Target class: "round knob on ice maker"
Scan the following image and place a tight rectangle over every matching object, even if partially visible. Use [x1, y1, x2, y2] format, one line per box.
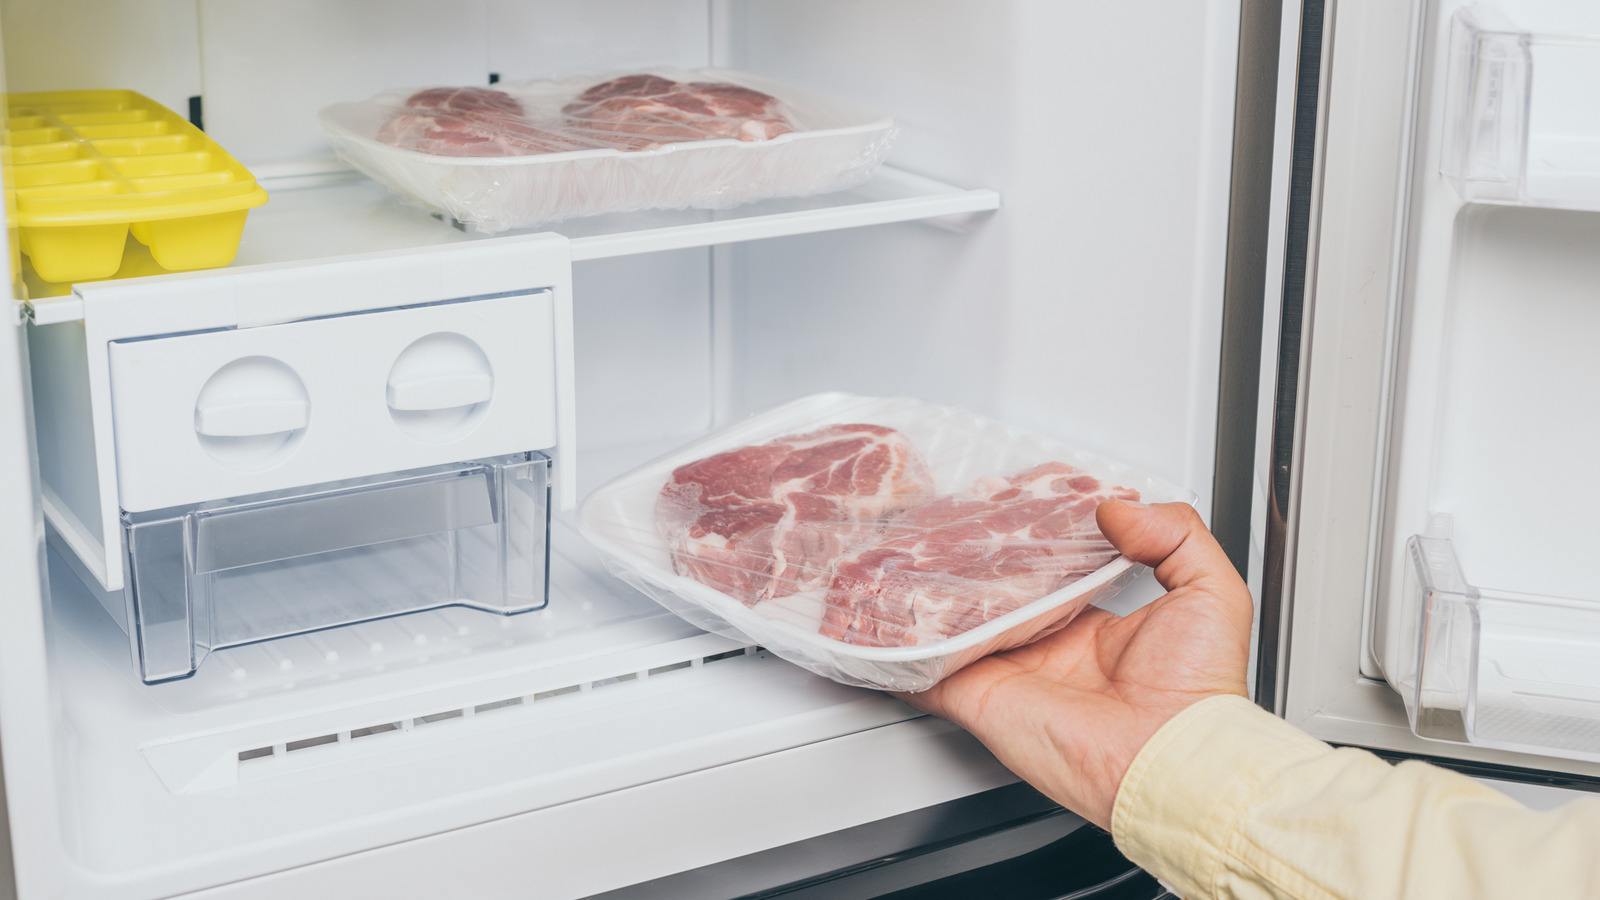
[386, 332, 493, 444]
[193, 356, 310, 471]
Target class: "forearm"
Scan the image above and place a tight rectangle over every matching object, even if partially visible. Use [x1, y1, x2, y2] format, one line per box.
[1112, 695, 1600, 900]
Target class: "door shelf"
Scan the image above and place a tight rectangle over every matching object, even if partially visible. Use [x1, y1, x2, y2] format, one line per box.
[1401, 533, 1600, 763]
[1441, 7, 1600, 211]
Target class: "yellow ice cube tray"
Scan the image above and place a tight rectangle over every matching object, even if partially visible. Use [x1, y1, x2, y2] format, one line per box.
[4, 90, 268, 283]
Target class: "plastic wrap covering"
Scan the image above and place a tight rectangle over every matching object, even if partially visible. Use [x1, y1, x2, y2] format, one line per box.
[580, 394, 1191, 691]
[319, 69, 898, 233]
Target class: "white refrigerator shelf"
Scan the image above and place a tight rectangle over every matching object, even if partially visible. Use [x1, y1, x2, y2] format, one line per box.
[22, 164, 1000, 325]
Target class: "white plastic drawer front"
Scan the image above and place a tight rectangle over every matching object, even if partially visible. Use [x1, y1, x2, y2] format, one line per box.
[108, 292, 556, 512]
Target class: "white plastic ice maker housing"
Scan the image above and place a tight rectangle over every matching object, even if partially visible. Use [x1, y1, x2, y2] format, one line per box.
[29, 235, 577, 593]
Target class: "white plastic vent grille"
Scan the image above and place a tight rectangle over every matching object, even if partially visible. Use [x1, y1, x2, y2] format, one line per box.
[234, 646, 760, 765]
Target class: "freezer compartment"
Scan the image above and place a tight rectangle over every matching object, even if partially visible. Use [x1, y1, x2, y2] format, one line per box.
[118, 452, 551, 684]
[1441, 7, 1600, 210]
[1400, 532, 1600, 762]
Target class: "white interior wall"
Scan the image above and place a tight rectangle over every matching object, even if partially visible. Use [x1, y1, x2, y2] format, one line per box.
[712, 1, 1010, 424]
[723, 0, 1237, 515]
[2, 0, 713, 163]
[198, 0, 492, 162]
[0, 13, 70, 896]
[0, 0, 201, 115]
[198, 0, 713, 162]
[487, 0, 710, 82]
[998, 1, 1236, 512]
[573, 251, 715, 491]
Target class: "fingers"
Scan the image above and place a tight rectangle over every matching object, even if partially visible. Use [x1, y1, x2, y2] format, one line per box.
[889, 609, 1114, 724]
[1096, 500, 1245, 598]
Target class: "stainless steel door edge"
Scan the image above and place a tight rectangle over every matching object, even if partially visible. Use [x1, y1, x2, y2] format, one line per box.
[1257, 0, 1334, 714]
[1211, 0, 1286, 579]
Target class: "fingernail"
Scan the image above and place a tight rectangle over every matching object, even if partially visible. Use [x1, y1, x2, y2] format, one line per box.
[1121, 500, 1149, 509]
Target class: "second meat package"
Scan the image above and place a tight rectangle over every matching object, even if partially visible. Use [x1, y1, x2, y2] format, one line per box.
[320, 69, 897, 233]
[580, 394, 1191, 691]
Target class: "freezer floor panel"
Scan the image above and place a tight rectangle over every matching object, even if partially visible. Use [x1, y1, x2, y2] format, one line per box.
[61, 518, 667, 715]
[40, 520, 928, 898]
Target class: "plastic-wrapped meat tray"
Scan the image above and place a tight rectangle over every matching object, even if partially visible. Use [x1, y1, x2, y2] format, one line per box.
[318, 68, 897, 234]
[579, 394, 1192, 692]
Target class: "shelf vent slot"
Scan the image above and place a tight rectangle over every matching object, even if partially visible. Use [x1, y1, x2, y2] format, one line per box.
[233, 645, 760, 766]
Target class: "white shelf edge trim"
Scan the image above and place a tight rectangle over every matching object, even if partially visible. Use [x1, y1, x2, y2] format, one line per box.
[25, 295, 85, 326]
[569, 172, 1001, 261]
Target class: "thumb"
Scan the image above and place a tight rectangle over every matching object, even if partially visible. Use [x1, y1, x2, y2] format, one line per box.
[1095, 500, 1246, 600]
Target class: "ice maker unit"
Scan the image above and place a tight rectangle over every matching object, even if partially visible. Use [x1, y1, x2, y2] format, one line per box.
[28, 235, 575, 683]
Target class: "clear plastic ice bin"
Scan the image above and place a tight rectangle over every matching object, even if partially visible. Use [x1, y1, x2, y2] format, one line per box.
[119, 452, 551, 684]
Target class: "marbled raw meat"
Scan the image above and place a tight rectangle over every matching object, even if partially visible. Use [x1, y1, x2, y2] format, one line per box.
[563, 74, 795, 149]
[377, 110, 583, 156]
[378, 76, 796, 157]
[377, 86, 583, 157]
[657, 425, 933, 606]
[820, 463, 1141, 647]
[405, 86, 524, 117]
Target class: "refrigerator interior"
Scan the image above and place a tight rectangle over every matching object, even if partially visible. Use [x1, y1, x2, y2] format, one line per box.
[0, 2, 1240, 897]
[1274, 0, 1600, 780]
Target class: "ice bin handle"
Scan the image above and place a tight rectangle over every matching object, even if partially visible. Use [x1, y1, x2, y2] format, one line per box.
[194, 397, 309, 437]
[386, 371, 493, 411]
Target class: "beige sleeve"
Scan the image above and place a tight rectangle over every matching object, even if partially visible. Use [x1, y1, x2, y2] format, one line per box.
[1109, 694, 1600, 900]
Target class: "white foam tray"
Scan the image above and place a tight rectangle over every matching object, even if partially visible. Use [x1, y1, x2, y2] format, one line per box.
[579, 393, 1191, 691]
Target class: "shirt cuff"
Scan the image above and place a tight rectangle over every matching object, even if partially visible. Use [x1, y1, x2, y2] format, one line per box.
[1110, 694, 1331, 899]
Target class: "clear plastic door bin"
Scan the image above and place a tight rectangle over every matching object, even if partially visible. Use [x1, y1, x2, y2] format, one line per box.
[1441, 7, 1600, 209]
[1400, 533, 1600, 762]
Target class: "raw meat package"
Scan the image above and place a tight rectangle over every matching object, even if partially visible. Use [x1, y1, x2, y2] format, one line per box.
[579, 394, 1191, 691]
[319, 69, 897, 233]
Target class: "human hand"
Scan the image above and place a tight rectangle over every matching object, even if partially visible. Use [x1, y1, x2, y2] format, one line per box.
[894, 500, 1254, 830]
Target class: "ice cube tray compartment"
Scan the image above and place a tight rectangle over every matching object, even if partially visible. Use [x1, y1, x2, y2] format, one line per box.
[5, 90, 269, 282]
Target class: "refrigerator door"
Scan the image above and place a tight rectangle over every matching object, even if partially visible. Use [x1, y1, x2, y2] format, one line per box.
[1262, 0, 1600, 785]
